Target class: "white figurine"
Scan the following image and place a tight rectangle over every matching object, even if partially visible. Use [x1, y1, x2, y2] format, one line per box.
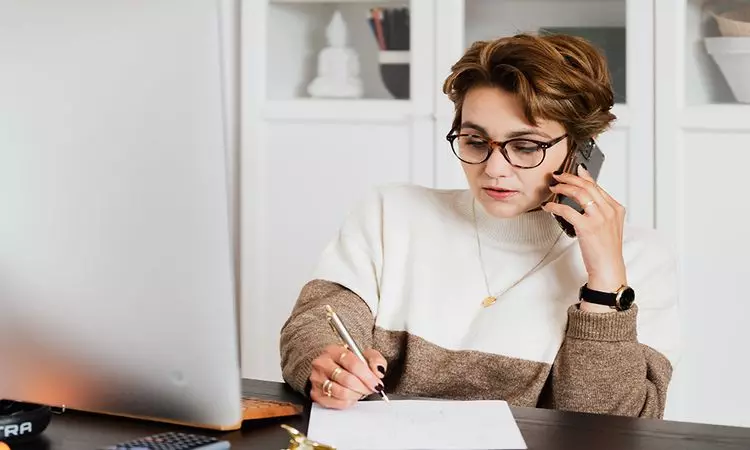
[307, 10, 364, 98]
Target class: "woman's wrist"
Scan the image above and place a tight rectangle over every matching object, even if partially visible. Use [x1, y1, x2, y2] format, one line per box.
[587, 264, 627, 291]
[580, 273, 628, 313]
[579, 301, 615, 313]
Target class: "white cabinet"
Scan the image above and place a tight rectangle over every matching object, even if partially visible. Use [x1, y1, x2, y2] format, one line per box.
[656, 0, 750, 428]
[239, 0, 750, 429]
[242, 0, 656, 383]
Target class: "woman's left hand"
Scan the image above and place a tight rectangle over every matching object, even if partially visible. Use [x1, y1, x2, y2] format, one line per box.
[542, 165, 627, 310]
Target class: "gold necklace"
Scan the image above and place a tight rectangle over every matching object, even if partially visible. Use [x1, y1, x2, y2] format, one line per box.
[472, 200, 564, 307]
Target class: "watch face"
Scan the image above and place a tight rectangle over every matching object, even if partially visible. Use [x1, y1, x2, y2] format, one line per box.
[618, 287, 635, 310]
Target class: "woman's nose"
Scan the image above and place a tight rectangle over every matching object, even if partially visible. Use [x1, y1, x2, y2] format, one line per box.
[483, 148, 514, 178]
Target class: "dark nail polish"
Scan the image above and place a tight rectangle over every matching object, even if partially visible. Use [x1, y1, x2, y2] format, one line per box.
[579, 163, 587, 172]
[549, 169, 563, 186]
[377, 365, 385, 375]
[375, 384, 384, 392]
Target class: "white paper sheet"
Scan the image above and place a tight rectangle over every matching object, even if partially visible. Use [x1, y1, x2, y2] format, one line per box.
[306, 399, 527, 450]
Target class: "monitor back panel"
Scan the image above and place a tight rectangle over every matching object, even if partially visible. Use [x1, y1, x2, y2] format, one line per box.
[0, 0, 242, 429]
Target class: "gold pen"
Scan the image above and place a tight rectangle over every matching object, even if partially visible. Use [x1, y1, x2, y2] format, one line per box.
[324, 304, 390, 402]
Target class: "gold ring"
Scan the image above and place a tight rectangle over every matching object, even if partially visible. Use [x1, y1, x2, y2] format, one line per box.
[323, 379, 333, 397]
[331, 367, 342, 382]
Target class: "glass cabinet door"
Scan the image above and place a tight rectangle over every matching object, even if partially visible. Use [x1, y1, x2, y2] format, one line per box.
[685, 0, 750, 105]
[265, 0, 417, 102]
[464, 0, 628, 104]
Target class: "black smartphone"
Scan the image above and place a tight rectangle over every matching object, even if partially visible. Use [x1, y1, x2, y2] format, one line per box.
[552, 138, 605, 238]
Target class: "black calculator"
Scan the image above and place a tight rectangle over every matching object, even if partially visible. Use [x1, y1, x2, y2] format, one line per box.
[100, 431, 230, 449]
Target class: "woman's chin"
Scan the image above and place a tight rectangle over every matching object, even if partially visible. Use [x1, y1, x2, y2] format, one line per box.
[477, 195, 528, 219]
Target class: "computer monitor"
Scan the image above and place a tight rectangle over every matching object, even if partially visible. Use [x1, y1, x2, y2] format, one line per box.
[0, 1, 244, 430]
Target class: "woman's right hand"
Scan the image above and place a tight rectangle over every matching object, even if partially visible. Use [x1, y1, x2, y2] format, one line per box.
[309, 344, 387, 409]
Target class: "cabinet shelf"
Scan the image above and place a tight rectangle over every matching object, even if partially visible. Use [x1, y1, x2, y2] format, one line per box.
[263, 99, 413, 122]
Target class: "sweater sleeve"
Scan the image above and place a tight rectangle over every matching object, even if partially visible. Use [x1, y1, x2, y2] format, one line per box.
[279, 280, 376, 395]
[543, 236, 680, 418]
[279, 189, 385, 395]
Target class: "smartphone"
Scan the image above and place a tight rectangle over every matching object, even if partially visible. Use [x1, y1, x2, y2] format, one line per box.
[551, 138, 605, 238]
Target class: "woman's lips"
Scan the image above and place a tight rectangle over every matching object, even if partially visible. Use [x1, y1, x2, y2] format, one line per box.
[483, 187, 519, 200]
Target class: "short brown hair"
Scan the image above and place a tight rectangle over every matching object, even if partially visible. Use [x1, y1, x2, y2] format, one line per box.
[442, 33, 616, 146]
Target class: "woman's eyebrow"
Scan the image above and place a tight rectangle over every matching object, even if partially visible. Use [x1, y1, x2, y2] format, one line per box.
[460, 121, 490, 135]
[460, 121, 552, 140]
[505, 128, 552, 139]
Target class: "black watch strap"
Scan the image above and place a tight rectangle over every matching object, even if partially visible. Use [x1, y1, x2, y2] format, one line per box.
[579, 283, 635, 311]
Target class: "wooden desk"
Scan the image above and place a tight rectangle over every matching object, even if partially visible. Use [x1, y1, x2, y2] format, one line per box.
[11, 379, 750, 450]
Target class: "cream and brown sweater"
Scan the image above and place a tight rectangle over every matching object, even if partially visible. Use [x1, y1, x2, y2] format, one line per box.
[280, 184, 680, 418]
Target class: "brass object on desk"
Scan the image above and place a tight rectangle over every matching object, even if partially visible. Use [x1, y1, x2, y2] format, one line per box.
[281, 424, 336, 450]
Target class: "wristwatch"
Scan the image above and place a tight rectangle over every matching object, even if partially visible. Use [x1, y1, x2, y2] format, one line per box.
[579, 283, 635, 311]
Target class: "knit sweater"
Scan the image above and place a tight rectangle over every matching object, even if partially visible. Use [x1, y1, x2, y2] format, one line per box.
[279, 184, 680, 418]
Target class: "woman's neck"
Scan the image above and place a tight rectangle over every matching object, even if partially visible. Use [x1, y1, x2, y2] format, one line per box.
[462, 192, 562, 248]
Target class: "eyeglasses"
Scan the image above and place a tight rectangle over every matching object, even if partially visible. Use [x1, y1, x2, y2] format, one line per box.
[445, 131, 568, 169]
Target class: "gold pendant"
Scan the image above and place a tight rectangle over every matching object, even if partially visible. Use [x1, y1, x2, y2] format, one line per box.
[482, 296, 497, 307]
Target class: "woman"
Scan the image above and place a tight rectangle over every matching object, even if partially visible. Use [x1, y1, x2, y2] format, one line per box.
[279, 33, 679, 418]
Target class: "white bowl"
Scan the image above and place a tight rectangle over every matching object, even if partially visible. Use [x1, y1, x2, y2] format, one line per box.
[705, 37, 750, 103]
[711, 6, 750, 37]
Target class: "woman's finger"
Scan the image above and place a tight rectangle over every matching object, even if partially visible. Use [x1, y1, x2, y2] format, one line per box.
[573, 165, 626, 221]
[327, 378, 362, 401]
[575, 164, 621, 207]
[329, 347, 382, 393]
[576, 163, 595, 182]
[548, 183, 601, 217]
[542, 201, 586, 230]
[310, 356, 370, 399]
[363, 349, 387, 379]
[553, 168, 608, 211]
[310, 387, 355, 410]
[309, 370, 365, 402]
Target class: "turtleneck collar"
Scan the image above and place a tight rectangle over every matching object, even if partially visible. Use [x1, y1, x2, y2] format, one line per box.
[455, 190, 563, 249]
